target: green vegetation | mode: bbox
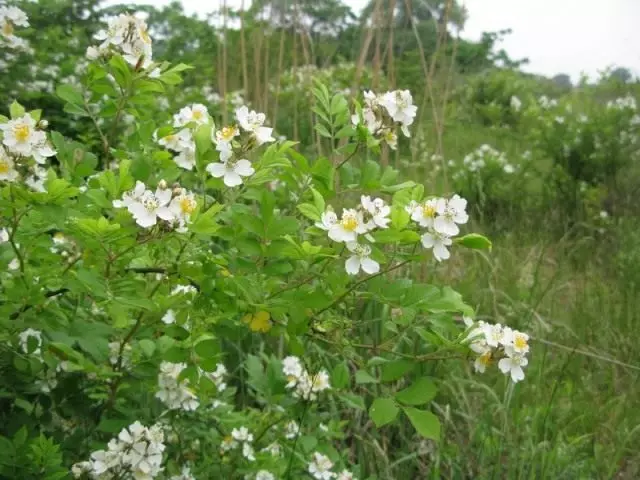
[1,0,639,479]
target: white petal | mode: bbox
[224,171,243,187]
[360,257,380,274]
[234,159,255,176]
[497,358,511,374]
[511,366,525,382]
[206,162,226,178]
[345,256,361,275]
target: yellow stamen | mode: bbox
[479,351,492,365]
[192,110,203,120]
[179,197,196,215]
[0,161,9,174]
[422,204,436,219]
[2,21,14,37]
[514,336,528,349]
[219,126,236,140]
[341,215,358,231]
[14,124,30,142]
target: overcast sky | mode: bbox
[110,0,640,82]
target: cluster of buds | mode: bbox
[465,318,531,383]
[352,89,417,150]
[113,180,197,232]
[0,107,56,191]
[282,356,331,401]
[87,14,153,69]
[206,106,275,187]
[71,421,165,479]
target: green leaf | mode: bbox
[138,339,156,358]
[315,124,332,139]
[455,233,492,251]
[297,203,321,222]
[331,362,350,389]
[9,100,25,119]
[402,407,441,441]
[355,369,378,384]
[395,377,438,405]
[372,229,420,244]
[370,397,400,427]
[311,187,325,214]
[56,84,84,106]
[194,123,212,157]
[339,393,366,411]
[194,339,218,358]
[381,359,414,382]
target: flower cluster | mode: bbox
[282,356,331,401]
[219,426,256,461]
[462,144,515,174]
[201,362,227,392]
[405,194,468,261]
[71,421,165,479]
[155,103,211,171]
[607,94,637,111]
[351,89,417,149]
[308,452,356,480]
[113,180,197,231]
[0,5,29,50]
[0,111,56,189]
[465,318,531,383]
[87,14,153,68]
[155,361,199,411]
[317,195,391,275]
[206,106,275,187]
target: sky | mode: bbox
[109,0,640,82]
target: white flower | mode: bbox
[361,196,390,229]
[232,426,253,443]
[319,423,329,432]
[235,106,275,145]
[316,210,338,231]
[19,328,43,356]
[503,329,530,354]
[433,195,468,236]
[242,442,256,462]
[161,310,176,325]
[345,242,379,275]
[213,125,240,162]
[284,420,300,439]
[206,158,254,187]
[174,147,196,170]
[0,147,19,182]
[256,470,275,480]
[380,90,417,128]
[113,181,147,209]
[128,185,173,228]
[220,436,238,453]
[170,465,196,480]
[86,46,100,60]
[473,350,492,373]
[510,96,522,112]
[71,461,92,478]
[174,104,210,127]
[158,128,193,152]
[156,361,199,411]
[420,230,452,262]
[262,442,281,457]
[328,209,367,243]
[0,228,8,243]
[283,356,304,383]
[25,166,48,192]
[481,323,505,348]
[171,284,197,296]
[1,114,42,157]
[411,198,439,228]
[498,347,528,383]
[503,164,515,174]
[8,258,20,270]
[31,136,56,165]
[166,191,198,232]
[336,470,356,480]
[308,452,336,480]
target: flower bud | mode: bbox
[158,179,168,190]
[38,119,48,129]
[172,187,183,196]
